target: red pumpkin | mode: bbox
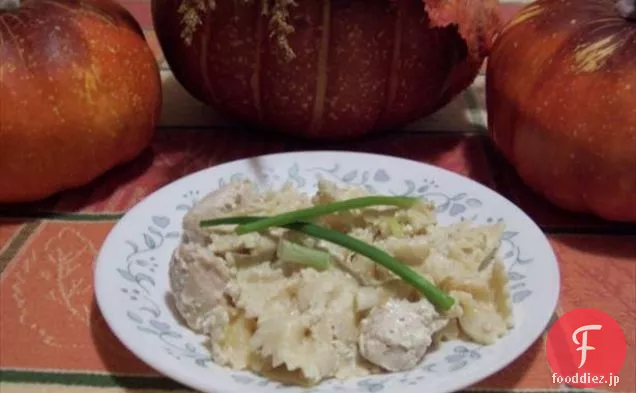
[0,0,161,203]
[152,0,502,139]
[486,0,636,222]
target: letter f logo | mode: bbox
[572,324,602,368]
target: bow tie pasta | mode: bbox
[169,179,513,386]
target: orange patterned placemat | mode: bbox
[1,0,635,392]
[1,129,634,393]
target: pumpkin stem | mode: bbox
[0,0,20,10]
[617,0,636,20]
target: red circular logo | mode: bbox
[546,308,626,388]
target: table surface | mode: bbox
[1,0,634,392]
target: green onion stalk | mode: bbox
[200,216,455,311]
[235,196,419,234]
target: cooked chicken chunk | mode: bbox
[169,242,230,333]
[358,298,448,372]
[182,180,259,244]
[170,180,260,333]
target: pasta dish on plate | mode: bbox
[168,179,513,386]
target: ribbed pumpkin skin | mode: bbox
[486,0,636,222]
[152,0,496,139]
[0,0,162,203]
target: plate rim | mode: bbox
[94,150,561,393]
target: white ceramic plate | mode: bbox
[94,151,560,393]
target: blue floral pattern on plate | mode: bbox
[96,152,560,393]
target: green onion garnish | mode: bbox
[235,196,419,235]
[200,216,455,311]
[277,239,331,271]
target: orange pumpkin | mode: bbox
[0,0,162,203]
[152,0,503,140]
[486,0,636,222]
